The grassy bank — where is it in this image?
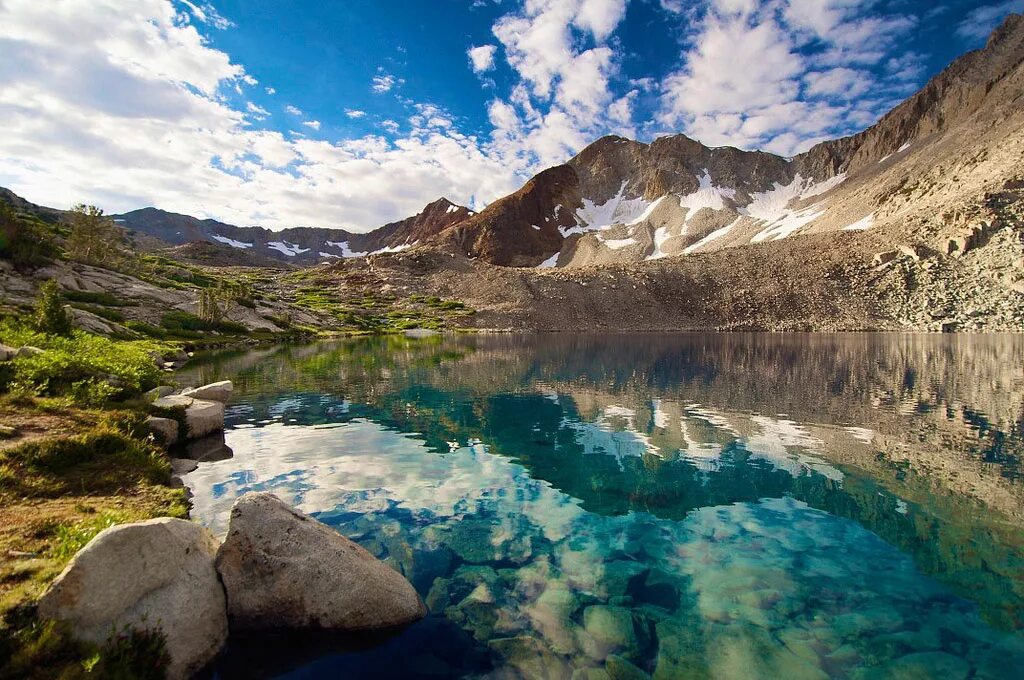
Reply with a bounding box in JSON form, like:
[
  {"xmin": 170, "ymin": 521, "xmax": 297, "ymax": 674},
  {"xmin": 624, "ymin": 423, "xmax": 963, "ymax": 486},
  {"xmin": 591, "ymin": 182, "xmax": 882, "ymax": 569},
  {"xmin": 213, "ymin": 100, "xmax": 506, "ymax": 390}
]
[{"xmin": 0, "ymin": 318, "xmax": 191, "ymax": 679}]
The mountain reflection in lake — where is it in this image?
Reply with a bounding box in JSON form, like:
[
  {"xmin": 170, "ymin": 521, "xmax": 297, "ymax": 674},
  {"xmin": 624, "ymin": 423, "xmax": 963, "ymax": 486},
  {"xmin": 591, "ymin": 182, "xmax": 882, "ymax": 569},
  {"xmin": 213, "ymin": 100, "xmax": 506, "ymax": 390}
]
[{"xmin": 178, "ymin": 333, "xmax": 1024, "ymax": 679}]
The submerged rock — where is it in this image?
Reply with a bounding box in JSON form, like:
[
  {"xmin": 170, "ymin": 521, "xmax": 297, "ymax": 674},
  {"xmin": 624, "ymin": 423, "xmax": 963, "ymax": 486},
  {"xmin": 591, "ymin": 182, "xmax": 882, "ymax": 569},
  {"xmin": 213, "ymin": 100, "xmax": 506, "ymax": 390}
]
[
  {"xmin": 215, "ymin": 492, "xmax": 426, "ymax": 631},
  {"xmin": 37, "ymin": 518, "xmax": 227, "ymax": 680}
]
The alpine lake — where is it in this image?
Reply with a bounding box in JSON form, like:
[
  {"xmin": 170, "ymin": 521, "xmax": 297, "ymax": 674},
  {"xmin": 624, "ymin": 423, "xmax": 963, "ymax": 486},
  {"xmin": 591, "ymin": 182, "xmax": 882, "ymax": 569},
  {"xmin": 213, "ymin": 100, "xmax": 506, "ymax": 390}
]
[{"xmin": 174, "ymin": 333, "xmax": 1024, "ymax": 679}]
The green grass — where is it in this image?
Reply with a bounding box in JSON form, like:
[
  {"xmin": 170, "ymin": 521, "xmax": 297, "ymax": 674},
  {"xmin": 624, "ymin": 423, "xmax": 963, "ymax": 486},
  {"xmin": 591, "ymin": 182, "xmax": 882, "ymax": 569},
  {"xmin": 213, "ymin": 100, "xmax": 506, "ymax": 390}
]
[{"xmin": 0, "ymin": 321, "xmax": 169, "ymax": 405}]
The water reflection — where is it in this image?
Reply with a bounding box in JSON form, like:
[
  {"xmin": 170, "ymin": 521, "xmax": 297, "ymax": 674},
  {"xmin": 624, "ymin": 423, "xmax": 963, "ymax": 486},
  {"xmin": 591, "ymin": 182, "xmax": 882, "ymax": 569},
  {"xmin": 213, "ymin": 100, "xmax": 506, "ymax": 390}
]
[{"xmin": 179, "ymin": 333, "xmax": 1024, "ymax": 678}]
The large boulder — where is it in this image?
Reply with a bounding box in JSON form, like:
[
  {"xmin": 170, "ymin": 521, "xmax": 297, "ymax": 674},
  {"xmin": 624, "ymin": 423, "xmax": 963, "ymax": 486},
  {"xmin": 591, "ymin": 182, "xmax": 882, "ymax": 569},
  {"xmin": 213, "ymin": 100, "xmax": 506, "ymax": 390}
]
[
  {"xmin": 215, "ymin": 492, "xmax": 426, "ymax": 631},
  {"xmin": 37, "ymin": 518, "xmax": 227, "ymax": 680},
  {"xmin": 145, "ymin": 415, "xmax": 179, "ymax": 445},
  {"xmin": 181, "ymin": 380, "xmax": 233, "ymax": 403},
  {"xmin": 153, "ymin": 395, "xmax": 224, "ymax": 440}
]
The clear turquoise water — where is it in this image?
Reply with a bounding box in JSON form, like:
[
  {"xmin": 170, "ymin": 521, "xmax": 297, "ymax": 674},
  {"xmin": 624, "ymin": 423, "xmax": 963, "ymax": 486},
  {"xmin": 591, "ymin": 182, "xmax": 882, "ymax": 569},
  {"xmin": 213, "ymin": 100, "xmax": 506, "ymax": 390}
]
[{"xmin": 178, "ymin": 333, "xmax": 1024, "ymax": 679}]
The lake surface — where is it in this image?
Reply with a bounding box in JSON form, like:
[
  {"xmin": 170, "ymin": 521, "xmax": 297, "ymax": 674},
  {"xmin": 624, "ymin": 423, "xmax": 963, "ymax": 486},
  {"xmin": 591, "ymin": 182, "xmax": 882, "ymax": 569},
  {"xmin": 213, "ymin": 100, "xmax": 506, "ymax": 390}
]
[{"xmin": 178, "ymin": 333, "xmax": 1024, "ymax": 679}]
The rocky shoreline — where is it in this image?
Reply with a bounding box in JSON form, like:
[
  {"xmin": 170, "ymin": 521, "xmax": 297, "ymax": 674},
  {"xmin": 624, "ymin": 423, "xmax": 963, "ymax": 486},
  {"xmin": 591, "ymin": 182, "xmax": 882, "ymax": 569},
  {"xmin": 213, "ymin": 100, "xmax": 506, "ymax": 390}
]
[{"xmin": 36, "ymin": 492, "xmax": 426, "ymax": 679}]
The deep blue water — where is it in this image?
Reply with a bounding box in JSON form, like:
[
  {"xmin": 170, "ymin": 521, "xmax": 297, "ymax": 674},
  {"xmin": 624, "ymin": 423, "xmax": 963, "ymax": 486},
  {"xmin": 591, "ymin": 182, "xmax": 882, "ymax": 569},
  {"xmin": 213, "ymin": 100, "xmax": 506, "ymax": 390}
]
[{"xmin": 178, "ymin": 333, "xmax": 1024, "ymax": 679}]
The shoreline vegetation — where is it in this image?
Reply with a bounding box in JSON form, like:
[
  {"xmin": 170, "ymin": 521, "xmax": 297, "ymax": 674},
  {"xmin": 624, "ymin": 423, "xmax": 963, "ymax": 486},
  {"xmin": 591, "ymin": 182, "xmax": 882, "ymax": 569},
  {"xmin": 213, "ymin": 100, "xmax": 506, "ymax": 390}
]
[{"xmin": 0, "ymin": 200, "xmax": 473, "ymax": 678}]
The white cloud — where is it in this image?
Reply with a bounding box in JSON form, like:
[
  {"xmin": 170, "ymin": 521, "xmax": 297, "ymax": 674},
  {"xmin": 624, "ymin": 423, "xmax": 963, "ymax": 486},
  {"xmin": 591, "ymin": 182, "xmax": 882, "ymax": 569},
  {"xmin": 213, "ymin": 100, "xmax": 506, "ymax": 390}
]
[
  {"xmin": 371, "ymin": 72, "xmax": 397, "ymax": 93},
  {"xmin": 486, "ymin": 0, "xmax": 628, "ymax": 170},
  {"xmin": 956, "ymin": 0, "xmax": 1024, "ymax": 40},
  {"xmin": 246, "ymin": 101, "xmax": 270, "ymax": 120},
  {"xmin": 0, "ymin": 0, "xmax": 525, "ymax": 232},
  {"xmin": 284, "ymin": 104, "xmax": 303, "ymax": 116},
  {"xmin": 657, "ymin": 0, "xmax": 922, "ymax": 155},
  {"xmin": 180, "ymin": 0, "xmax": 233, "ymax": 30},
  {"xmin": 264, "ymin": 86, "xmax": 275, "ymax": 95},
  {"xmin": 468, "ymin": 44, "xmax": 498, "ymax": 73},
  {"xmin": 345, "ymin": 109, "xmax": 367, "ymax": 119},
  {"xmin": 301, "ymin": 119, "xmax": 321, "ymax": 130}
]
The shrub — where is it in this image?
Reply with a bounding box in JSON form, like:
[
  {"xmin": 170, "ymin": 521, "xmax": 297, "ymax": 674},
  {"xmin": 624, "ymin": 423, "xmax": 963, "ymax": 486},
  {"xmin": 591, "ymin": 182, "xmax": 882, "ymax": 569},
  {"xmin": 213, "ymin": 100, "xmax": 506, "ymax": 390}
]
[
  {"xmin": 62, "ymin": 290, "xmax": 132, "ymax": 307},
  {"xmin": 33, "ymin": 281, "xmax": 73, "ymax": 337},
  {"xmin": 70, "ymin": 304, "xmax": 125, "ymax": 323},
  {"xmin": 160, "ymin": 311, "xmax": 247, "ymax": 336},
  {"xmin": 124, "ymin": 321, "xmax": 167, "ymax": 339},
  {"xmin": 0, "ymin": 202, "xmax": 58, "ymax": 271},
  {"xmin": 0, "ymin": 320, "xmax": 164, "ymax": 403}
]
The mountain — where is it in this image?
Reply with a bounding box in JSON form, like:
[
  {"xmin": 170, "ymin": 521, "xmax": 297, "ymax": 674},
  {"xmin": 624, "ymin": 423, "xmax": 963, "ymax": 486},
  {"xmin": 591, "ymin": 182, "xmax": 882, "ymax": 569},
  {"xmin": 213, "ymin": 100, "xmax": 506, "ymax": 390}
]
[
  {"xmin": 437, "ymin": 13, "xmax": 1024, "ymax": 268},
  {"xmin": 113, "ymin": 197, "xmax": 473, "ymax": 264}
]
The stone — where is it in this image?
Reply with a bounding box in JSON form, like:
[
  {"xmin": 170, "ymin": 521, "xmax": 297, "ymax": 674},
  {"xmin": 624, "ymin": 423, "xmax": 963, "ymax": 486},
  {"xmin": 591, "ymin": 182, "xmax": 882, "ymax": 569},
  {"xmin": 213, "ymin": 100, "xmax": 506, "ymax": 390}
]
[
  {"xmin": 945, "ymin": 236, "xmax": 969, "ymax": 257},
  {"xmin": 183, "ymin": 433, "xmax": 234, "ymax": 462},
  {"xmin": 15, "ymin": 345, "xmax": 44, "ymax": 358},
  {"xmin": 489, "ymin": 635, "xmax": 572, "ymax": 680},
  {"xmin": 872, "ymin": 651, "xmax": 970, "ymax": 680},
  {"xmin": 872, "ymin": 251, "xmax": 898, "ymax": 266},
  {"xmin": 181, "ymin": 380, "xmax": 233, "ymax": 403},
  {"xmin": 606, "ymin": 654, "xmax": 650, "ymax": 680},
  {"xmin": 37, "ymin": 518, "xmax": 227, "ymax": 680},
  {"xmin": 583, "ymin": 605, "xmax": 646, "ymax": 659},
  {"xmin": 897, "ymin": 245, "xmax": 922, "ymax": 262},
  {"xmin": 0, "ymin": 343, "xmax": 17, "ymax": 360},
  {"xmin": 153, "ymin": 395, "xmax": 224, "ymax": 440},
  {"xmin": 145, "ymin": 416, "xmax": 179, "ymax": 445},
  {"xmin": 145, "ymin": 385, "xmax": 175, "ymax": 401},
  {"xmin": 215, "ymin": 492, "xmax": 426, "ymax": 631},
  {"xmin": 169, "ymin": 458, "xmax": 199, "ymax": 476},
  {"xmin": 0, "ymin": 424, "xmax": 17, "ymax": 439}
]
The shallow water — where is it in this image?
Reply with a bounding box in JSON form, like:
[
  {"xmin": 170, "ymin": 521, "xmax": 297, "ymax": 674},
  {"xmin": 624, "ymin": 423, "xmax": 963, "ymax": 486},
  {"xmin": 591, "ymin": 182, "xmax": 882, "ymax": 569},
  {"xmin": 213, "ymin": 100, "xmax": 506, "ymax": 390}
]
[{"xmin": 178, "ymin": 333, "xmax": 1024, "ymax": 679}]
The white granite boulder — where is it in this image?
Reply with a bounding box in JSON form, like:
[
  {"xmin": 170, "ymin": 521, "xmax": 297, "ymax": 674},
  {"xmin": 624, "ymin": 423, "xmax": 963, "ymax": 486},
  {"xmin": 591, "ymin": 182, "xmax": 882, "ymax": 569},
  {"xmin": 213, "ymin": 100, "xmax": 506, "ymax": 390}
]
[
  {"xmin": 215, "ymin": 492, "xmax": 427, "ymax": 631},
  {"xmin": 181, "ymin": 380, "xmax": 233, "ymax": 404},
  {"xmin": 153, "ymin": 395, "xmax": 224, "ymax": 440},
  {"xmin": 37, "ymin": 518, "xmax": 227, "ymax": 680}
]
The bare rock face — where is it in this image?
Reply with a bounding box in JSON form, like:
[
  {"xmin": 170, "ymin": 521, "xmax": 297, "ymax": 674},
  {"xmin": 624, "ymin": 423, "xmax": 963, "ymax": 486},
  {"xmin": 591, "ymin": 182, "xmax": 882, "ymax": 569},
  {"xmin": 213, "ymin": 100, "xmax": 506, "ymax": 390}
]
[
  {"xmin": 37, "ymin": 518, "xmax": 227, "ymax": 680},
  {"xmin": 180, "ymin": 380, "xmax": 233, "ymax": 403},
  {"xmin": 215, "ymin": 492, "xmax": 427, "ymax": 631}
]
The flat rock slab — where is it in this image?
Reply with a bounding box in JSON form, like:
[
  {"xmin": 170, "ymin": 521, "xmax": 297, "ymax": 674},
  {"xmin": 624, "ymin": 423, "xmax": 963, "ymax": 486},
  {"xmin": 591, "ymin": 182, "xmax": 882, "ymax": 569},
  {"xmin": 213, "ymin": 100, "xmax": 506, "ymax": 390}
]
[
  {"xmin": 38, "ymin": 518, "xmax": 227, "ymax": 680},
  {"xmin": 181, "ymin": 380, "xmax": 233, "ymax": 403},
  {"xmin": 215, "ymin": 492, "xmax": 426, "ymax": 631}
]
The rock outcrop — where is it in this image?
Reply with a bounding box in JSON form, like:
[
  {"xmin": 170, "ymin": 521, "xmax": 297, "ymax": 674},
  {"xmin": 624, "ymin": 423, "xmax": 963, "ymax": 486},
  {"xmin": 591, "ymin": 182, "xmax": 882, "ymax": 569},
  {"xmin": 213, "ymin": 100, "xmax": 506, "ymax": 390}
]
[
  {"xmin": 215, "ymin": 492, "xmax": 427, "ymax": 631},
  {"xmin": 153, "ymin": 394, "xmax": 225, "ymax": 440},
  {"xmin": 37, "ymin": 518, "xmax": 227, "ymax": 680}
]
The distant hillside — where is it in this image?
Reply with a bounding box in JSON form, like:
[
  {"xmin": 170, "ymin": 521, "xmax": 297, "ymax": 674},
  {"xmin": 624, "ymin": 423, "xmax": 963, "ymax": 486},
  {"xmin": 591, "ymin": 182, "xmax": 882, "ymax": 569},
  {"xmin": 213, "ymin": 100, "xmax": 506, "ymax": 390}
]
[{"xmin": 112, "ymin": 197, "xmax": 474, "ymax": 265}]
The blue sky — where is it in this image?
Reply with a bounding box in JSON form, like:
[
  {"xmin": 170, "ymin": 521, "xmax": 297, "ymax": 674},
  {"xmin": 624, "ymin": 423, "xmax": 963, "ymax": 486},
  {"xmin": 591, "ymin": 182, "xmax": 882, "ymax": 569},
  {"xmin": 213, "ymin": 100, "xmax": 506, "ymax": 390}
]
[{"xmin": 0, "ymin": 0, "xmax": 1020, "ymax": 231}]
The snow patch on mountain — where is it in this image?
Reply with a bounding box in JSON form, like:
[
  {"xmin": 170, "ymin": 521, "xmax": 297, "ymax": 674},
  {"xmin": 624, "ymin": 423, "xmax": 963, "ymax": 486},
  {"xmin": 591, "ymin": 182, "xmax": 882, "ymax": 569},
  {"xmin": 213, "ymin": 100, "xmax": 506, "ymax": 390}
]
[
  {"xmin": 537, "ymin": 251, "xmax": 560, "ymax": 268},
  {"xmin": 267, "ymin": 241, "xmax": 310, "ymax": 257},
  {"xmin": 843, "ymin": 213, "xmax": 875, "ymax": 231},
  {"xmin": 683, "ymin": 217, "xmax": 742, "ymax": 254},
  {"xmin": 678, "ymin": 170, "xmax": 736, "ymax": 221},
  {"xmin": 211, "ymin": 234, "xmax": 253, "ymax": 249},
  {"xmin": 743, "ymin": 173, "xmax": 846, "ymax": 242},
  {"xmin": 567, "ymin": 181, "xmax": 658, "ymax": 237}
]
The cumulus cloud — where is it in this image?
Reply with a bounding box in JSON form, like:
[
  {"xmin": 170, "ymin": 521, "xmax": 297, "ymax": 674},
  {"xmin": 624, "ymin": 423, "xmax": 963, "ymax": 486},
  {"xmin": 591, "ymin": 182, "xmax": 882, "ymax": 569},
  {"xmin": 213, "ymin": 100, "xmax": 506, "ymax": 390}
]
[
  {"xmin": 371, "ymin": 72, "xmax": 397, "ymax": 93},
  {"xmin": 284, "ymin": 104, "xmax": 303, "ymax": 116},
  {"xmin": 301, "ymin": 120, "xmax": 321, "ymax": 130},
  {"xmin": 956, "ymin": 0, "xmax": 1024, "ymax": 40},
  {"xmin": 0, "ymin": 0, "xmax": 522, "ymax": 231},
  {"xmin": 657, "ymin": 0, "xmax": 922, "ymax": 155},
  {"xmin": 468, "ymin": 44, "xmax": 498, "ymax": 73},
  {"xmin": 345, "ymin": 109, "xmax": 367, "ymax": 119}
]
